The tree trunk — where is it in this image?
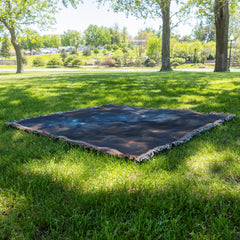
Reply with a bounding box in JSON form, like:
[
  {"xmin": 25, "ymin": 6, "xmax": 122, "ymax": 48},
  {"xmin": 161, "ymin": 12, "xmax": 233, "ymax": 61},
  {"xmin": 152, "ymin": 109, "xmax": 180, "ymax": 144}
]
[
  {"xmin": 9, "ymin": 27, "xmax": 24, "ymax": 73},
  {"xmin": 214, "ymin": 0, "xmax": 229, "ymax": 72},
  {"xmin": 160, "ymin": 0, "xmax": 172, "ymax": 71}
]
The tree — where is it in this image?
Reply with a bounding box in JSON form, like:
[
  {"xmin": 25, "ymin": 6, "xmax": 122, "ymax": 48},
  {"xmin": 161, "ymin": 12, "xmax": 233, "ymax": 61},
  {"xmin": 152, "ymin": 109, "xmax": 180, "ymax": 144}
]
[
  {"xmin": 0, "ymin": 0, "xmax": 60, "ymax": 73},
  {"xmin": 229, "ymin": 5, "xmax": 240, "ymax": 40},
  {"xmin": 109, "ymin": 24, "xmax": 121, "ymax": 45},
  {"xmin": 84, "ymin": 25, "xmax": 111, "ymax": 47},
  {"xmin": 96, "ymin": 0, "xmax": 177, "ymax": 71},
  {"xmin": 214, "ymin": 0, "xmax": 229, "ymax": 71},
  {"xmin": 193, "ymin": 21, "xmax": 215, "ymax": 42},
  {"xmin": 121, "ymin": 27, "xmax": 129, "ymax": 44},
  {"xmin": 146, "ymin": 36, "xmax": 162, "ymax": 63},
  {"xmin": 134, "ymin": 28, "xmax": 154, "ymax": 44},
  {"xmin": 40, "ymin": 34, "xmax": 61, "ymax": 48},
  {"xmin": 188, "ymin": 0, "xmax": 239, "ymax": 72},
  {"xmin": 20, "ymin": 29, "xmax": 42, "ymax": 51},
  {"xmin": 1, "ymin": 36, "xmax": 11, "ymax": 59},
  {"xmin": 0, "ymin": 0, "xmax": 82, "ymax": 73},
  {"xmin": 61, "ymin": 30, "xmax": 83, "ymax": 49}
]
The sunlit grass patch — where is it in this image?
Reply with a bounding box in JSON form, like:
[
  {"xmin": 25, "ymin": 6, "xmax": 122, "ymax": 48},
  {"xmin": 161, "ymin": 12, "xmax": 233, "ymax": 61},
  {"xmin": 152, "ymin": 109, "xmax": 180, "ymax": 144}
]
[{"xmin": 0, "ymin": 71, "xmax": 239, "ymax": 239}]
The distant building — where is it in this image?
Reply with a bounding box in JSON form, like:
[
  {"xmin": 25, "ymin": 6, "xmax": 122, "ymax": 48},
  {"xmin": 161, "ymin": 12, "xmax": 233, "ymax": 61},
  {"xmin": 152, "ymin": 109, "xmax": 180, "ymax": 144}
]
[
  {"xmin": 24, "ymin": 50, "xmax": 41, "ymax": 55},
  {"xmin": 78, "ymin": 45, "xmax": 89, "ymax": 52},
  {"xmin": 132, "ymin": 40, "xmax": 147, "ymax": 47},
  {"xmin": 39, "ymin": 48, "xmax": 58, "ymax": 54},
  {"xmin": 58, "ymin": 46, "xmax": 75, "ymax": 53}
]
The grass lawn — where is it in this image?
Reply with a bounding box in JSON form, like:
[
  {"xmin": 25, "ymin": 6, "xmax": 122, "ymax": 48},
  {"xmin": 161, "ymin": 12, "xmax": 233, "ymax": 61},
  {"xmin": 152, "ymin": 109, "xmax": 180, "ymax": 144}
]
[{"xmin": 0, "ymin": 71, "xmax": 239, "ymax": 239}]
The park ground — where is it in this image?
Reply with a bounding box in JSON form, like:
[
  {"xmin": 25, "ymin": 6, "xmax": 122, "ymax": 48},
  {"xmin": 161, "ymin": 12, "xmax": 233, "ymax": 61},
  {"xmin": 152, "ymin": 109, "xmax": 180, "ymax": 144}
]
[{"xmin": 0, "ymin": 71, "xmax": 240, "ymax": 239}]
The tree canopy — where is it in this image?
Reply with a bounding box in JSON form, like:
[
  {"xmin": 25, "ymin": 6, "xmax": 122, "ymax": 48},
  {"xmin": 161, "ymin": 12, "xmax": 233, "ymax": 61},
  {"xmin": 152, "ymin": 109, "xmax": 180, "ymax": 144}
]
[
  {"xmin": 61, "ymin": 30, "xmax": 83, "ymax": 49},
  {"xmin": 84, "ymin": 25, "xmax": 111, "ymax": 47},
  {"xmin": 96, "ymin": 0, "xmax": 184, "ymax": 71},
  {"xmin": 0, "ymin": 0, "xmax": 82, "ymax": 73}
]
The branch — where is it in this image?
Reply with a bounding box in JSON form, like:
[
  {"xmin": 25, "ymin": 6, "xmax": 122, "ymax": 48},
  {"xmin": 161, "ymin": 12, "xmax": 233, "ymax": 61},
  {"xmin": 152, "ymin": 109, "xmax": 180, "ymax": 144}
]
[{"xmin": 0, "ymin": 17, "xmax": 11, "ymax": 30}]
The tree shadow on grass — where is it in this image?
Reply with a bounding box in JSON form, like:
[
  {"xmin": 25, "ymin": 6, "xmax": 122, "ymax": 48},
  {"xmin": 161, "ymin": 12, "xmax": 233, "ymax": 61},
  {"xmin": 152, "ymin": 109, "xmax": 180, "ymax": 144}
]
[
  {"xmin": 1, "ymin": 137, "xmax": 240, "ymax": 239},
  {"xmin": 1, "ymin": 71, "xmax": 239, "ymax": 171},
  {"xmin": 0, "ymin": 71, "xmax": 240, "ymax": 239}
]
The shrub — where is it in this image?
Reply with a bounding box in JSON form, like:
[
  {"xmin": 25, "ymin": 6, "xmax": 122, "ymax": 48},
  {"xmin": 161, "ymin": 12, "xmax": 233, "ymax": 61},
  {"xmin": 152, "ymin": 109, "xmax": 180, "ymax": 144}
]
[
  {"xmin": 133, "ymin": 58, "xmax": 143, "ymax": 67},
  {"xmin": 22, "ymin": 56, "xmax": 28, "ymax": 65},
  {"xmin": 47, "ymin": 57, "xmax": 62, "ymax": 68},
  {"xmin": 114, "ymin": 49, "xmax": 124, "ymax": 55},
  {"xmin": 112, "ymin": 55, "xmax": 123, "ymax": 67},
  {"xmin": 103, "ymin": 49, "xmax": 108, "ymax": 55},
  {"xmin": 64, "ymin": 56, "xmax": 75, "ymax": 66},
  {"xmin": 94, "ymin": 58, "xmax": 101, "ymax": 66},
  {"xmin": 144, "ymin": 58, "xmax": 156, "ymax": 67},
  {"xmin": 126, "ymin": 60, "xmax": 134, "ymax": 67},
  {"xmin": 129, "ymin": 43, "xmax": 134, "ymax": 50},
  {"xmin": 82, "ymin": 49, "xmax": 91, "ymax": 57},
  {"xmin": 71, "ymin": 57, "xmax": 83, "ymax": 67},
  {"xmin": 170, "ymin": 58, "xmax": 185, "ymax": 65},
  {"xmin": 60, "ymin": 49, "xmax": 68, "ymax": 60},
  {"xmin": 122, "ymin": 47, "xmax": 128, "ymax": 53},
  {"xmin": 123, "ymin": 53, "xmax": 130, "ymax": 67},
  {"xmin": 112, "ymin": 44, "xmax": 119, "ymax": 51},
  {"xmin": 106, "ymin": 45, "xmax": 112, "ymax": 51},
  {"xmin": 200, "ymin": 56, "xmax": 207, "ymax": 64},
  {"xmin": 102, "ymin": 57, "xmax": 116, "ymax": 67},
  {"xmin": 94, "ymin": 48, "xmax": 99, "ymax": 54},
  {"xmin": 33, "ymin": 56, "xmax": 45, "ymax": 67},
  {"xmin": 70, "ymin": 48, "xmax": 78, "ymax": 55},
  {"xmin": 171, "ymin": 62, "xmax": 180, "ymax": 68}
]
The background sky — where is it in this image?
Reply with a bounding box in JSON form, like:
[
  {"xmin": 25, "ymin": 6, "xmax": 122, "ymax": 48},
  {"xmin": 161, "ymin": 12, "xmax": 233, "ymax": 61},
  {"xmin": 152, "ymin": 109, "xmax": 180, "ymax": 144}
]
[{"xmin": 41, "ymin": 1, "xmax": 195, "ymax": 37}]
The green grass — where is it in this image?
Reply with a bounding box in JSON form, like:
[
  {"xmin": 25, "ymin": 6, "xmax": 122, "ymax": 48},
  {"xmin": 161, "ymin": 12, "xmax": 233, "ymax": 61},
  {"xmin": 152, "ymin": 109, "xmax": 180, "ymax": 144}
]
[{"xmin": 0, "ymin": 71, "xmax": 239, "ymax": 239}]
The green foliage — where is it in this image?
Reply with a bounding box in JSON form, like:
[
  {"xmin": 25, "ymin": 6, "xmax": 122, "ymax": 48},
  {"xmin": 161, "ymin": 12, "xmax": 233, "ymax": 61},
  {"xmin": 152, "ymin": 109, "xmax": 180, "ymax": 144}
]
[
  {"xmin": 112, "ymin": 55, "xmax": 123, "ymax": 67},
  {"xmin": 60, "ymin": 49, "xmax": 68, "ymax": 60},
  {"xmin": 0, "ymin": 37, "xmax": 11, "ymax": 59},
  {"xmin": 94, "ymin": 58, "xmax": 101, "ymax": 66},
  {"xmin": 109, "ymin": 24, "xmax": 121, "ymax": 45},
  {"xmin": 133, "ymin": 58, "xmax": 144, "ymax": 67},
  {"xmin": 106, "ymin": 44, "xmax": 112, "ymax": 51},
  {"xmin": 171, "ymin": 62, "xmax": 180, "ymax": 68},
  {"xmin": 135, "ymin": 45, "xmax": 146, "ymax": 59},
  {"xmin": 22, "ymin": 56, "xmax": 28, "ymax": 65},
  {"xmin": 61, "ymin": 30, "xmax": 83, "ymax": 49},
  {"xmin": 114, "ymin": 49, "xmax": 124, "ymax": 55},
  {"xmin": 40, "ymin": 34, "xmax": 61, "ymax": 48},
  {"xmin": 19, "ymin": 29, "xmax": 42, "ymax": 51},
  {"xmin": 64, "ymin": 55, "xmax": 83, "ymax": 67},
  {"xmin": 135, "ymin": 28, "xmax": 154, "ymax": 42},
  {"xmin": 82, "ymin": 49, "xmax": 91, "ymax": 57},
  {"xmin": 84, "ymin": 25, "xmax": 111, "ymax": 47},
  {"xmin": 171, "ymin": 39, "xmax": 216, "ymax": 62},
  {"xmin": 103, "ymin": 49, "xmax": 108, "ymax": 55},
  {"xmin": 170, "ymin": 58, "xmax": 185, "ymax": 65},
  {"xmin": 229, "ymin": 5, "xmax": 240, "ymax": 41},
  {"xmin": 70, "ymin": 48, "xmax": 78, "ymax": 55},
  {"xmin": 193, "ymin": 21, "xmax": 215, "ymax": 42},
  {"xmin": 146, "ymin": 36, "xmax": 161, "ymax": 63},
  {"xmin": 102, "ymin": 57, "xmax": 116, "ymax": 67},
  {"xmin": 122, "ymin": 47, "xmax": 128, "ymax": 53},
  {"xmin": 112, "ymin": 43, "xmax": 119, "ymax": 51},
  {"xmin": 64, "ymin": 55, "xmax": 76, "ymax": 66},
  {"xmin": 0, "ymin": 0, "xmax": 59, "ymax": 32},
  {"xmin": 47, "ymin": 57, "xmax": 63, "ymax": 68},
  {"xmin": 33, "ymin": 56, "xmax": 45, "ymax": 67},
  {"xmin": 93, "ymin": 48, "xmax": 100, "ymax": 54},
  {"xmin": 71, "ymin": 57, "xmax": 83, "ymax": 67},
  {"xmin": 123, "ymin": 53, "xmax": 131, "ymax": 66},
  {"xmin": 144, "ymin": 58, "xmax": 157, "ymax": 67}
]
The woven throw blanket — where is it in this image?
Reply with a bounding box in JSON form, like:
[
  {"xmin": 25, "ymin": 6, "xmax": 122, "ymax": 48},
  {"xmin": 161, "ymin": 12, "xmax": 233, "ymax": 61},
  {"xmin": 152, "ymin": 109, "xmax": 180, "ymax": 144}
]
[{"xmin": 5, "ymin": 104, "xmax": 235, "ymax": 162}]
